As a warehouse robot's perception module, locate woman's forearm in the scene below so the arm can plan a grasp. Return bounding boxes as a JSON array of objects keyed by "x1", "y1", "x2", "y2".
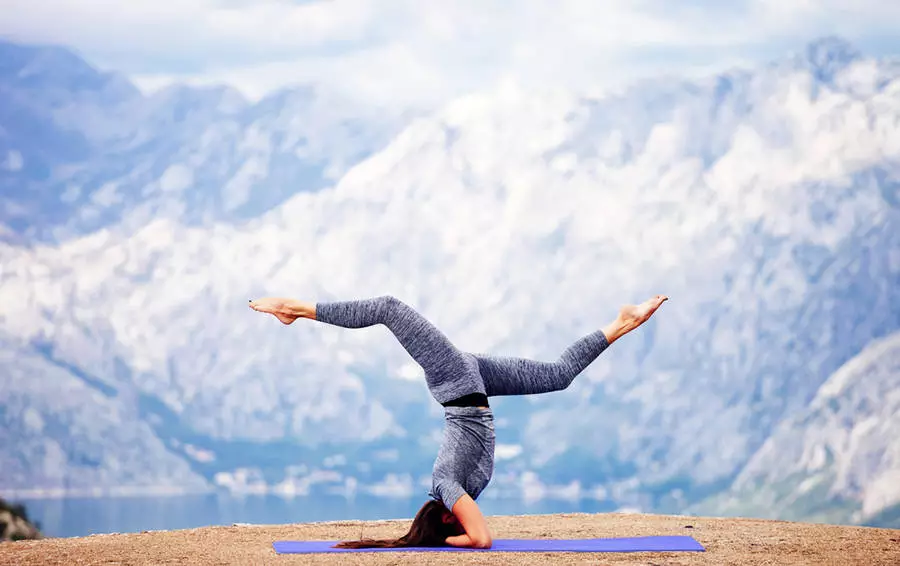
[
  {"x1": 445, "y1": 534, "x2": 492, "y2": 549},
  {"x1": 445, "y1": 534, "x2": 475, "y2": 547}
]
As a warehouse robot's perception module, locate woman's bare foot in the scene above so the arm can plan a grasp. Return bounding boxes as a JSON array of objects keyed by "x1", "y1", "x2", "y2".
[
  {"x1": 602, "y1": 295, "x2": 668, "y2": 344},
  {"x1": 248, "y1": 297, "x2": 314, "y2": 325}
]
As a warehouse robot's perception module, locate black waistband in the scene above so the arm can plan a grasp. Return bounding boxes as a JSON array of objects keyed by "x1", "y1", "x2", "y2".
[{"x1": 442, "y1": 392, "x2": 490, "y2": 408}]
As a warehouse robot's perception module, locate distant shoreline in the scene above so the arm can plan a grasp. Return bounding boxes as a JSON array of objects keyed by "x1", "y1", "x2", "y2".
[{"x1": 0, "y1": 486, "x2": 213, "y2": 500}]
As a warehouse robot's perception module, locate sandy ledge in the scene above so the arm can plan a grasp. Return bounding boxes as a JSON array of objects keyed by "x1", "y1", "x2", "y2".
[{"x1": 2, "y1": 512, "x2": 898, "y2": 565}]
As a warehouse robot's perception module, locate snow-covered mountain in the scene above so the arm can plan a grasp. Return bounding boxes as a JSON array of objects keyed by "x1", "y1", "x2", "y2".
[
  {"x1": 0, "y1": 40, "x2": 412, "y2": 242},
  {"x1": 696, "y1": 331, "x2": 900, "y2": 527},
  {"x1": 0, "y1": 37, "x2": 898, "y2": 526},
  {"x1": 0, "y1": 338, "x2": 208, "y2": 497}
]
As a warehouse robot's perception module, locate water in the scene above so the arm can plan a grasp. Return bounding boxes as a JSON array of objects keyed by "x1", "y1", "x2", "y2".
[{"x1": 19, "y1": 494, "x2": 618, "y2": 538}]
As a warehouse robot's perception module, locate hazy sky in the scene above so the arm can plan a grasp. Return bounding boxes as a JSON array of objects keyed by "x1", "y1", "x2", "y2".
[{"x1": 2, "y1": 0, "x2": 900, "y2": 106}]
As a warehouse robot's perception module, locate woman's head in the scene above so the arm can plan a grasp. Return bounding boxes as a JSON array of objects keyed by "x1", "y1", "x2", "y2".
[{"x1": 334, "y1": 500, "x2": 463, "y2": 549}]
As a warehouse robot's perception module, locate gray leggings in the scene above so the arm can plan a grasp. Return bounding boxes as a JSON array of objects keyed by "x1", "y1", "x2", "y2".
[{"x1": 315, "y1": 295, "x2": 610, "y2": 404}]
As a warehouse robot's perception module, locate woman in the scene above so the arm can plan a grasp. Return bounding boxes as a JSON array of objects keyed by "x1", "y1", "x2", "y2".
[{"x1": 249, "y1": 293, "x2": 667, "y2": 548}]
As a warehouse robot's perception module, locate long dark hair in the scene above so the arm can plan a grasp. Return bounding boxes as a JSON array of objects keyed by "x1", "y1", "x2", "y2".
[{"x1": 334, "y1": 500, "x2": 464, "y2": 549}]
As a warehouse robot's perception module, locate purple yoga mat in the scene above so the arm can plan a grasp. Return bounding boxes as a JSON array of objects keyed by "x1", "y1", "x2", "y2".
[{"x1": 272, "y1": 535, "x2": 705, "y2": 554}]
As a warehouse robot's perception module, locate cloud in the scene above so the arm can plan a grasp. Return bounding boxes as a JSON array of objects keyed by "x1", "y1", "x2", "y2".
[{"x1": 3, "y1": 0, "x2": 900, "y2": 106}]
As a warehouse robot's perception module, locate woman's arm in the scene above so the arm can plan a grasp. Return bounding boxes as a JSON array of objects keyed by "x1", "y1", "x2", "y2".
[
  {"x1": 444, "y1": 495, "x2": 492, "y2": 548},
  {"x1": 445, "y1": 534, "x2": 488, "y2": 548}
]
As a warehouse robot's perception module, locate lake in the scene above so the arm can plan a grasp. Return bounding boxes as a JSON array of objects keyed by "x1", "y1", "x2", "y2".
[{"x1": 19, "y1": 494, "x2": 619, "y2": 538}]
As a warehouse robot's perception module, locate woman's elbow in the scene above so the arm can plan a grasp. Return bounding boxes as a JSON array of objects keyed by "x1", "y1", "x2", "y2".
[{"x1": 472, "y1": 536, "x2": 493, "y2": 549}]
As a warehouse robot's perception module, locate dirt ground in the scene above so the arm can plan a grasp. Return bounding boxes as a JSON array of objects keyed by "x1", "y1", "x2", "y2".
[{"x1": 1, "y1": 512, "x2": 898, "y2": 566}]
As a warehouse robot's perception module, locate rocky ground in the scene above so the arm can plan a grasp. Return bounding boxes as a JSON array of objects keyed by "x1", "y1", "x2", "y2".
[{"x1": 1, "y1": 512, "x2": 898, "y2": 565}]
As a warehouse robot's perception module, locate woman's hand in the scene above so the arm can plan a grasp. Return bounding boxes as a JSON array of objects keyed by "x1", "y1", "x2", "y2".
[{"x1": 444, "y1": 495, "x2": 492, "y2": 548}]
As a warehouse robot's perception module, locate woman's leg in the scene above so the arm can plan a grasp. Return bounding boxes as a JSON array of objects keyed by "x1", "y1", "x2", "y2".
[
  {"x1": 250, "y1": 295, "x2": 484, "y2": 401},
  {"x1": 474, "y1": 295, "x2": 668, "y2": 397},
  {"x1": 313, "y1": 296, "x2": 467, "y2": 376},
  {"x1": 474, "y1": 330, "x2": 609, "y2": 396}
]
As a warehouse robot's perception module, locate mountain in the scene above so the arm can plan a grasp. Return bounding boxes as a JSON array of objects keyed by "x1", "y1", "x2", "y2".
[
  {"x1": 694, "y1": 331, "x2": 900, "y2": 527},
  {"x1": 0, "y1": 37, "x2": 898, "y2": 526},
  {"x1": 0, "y1": 337, "x2": 209, "y2": 497},
  {"x1": 0, "y1": 40, "x2": 412, "y2": 242}
]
